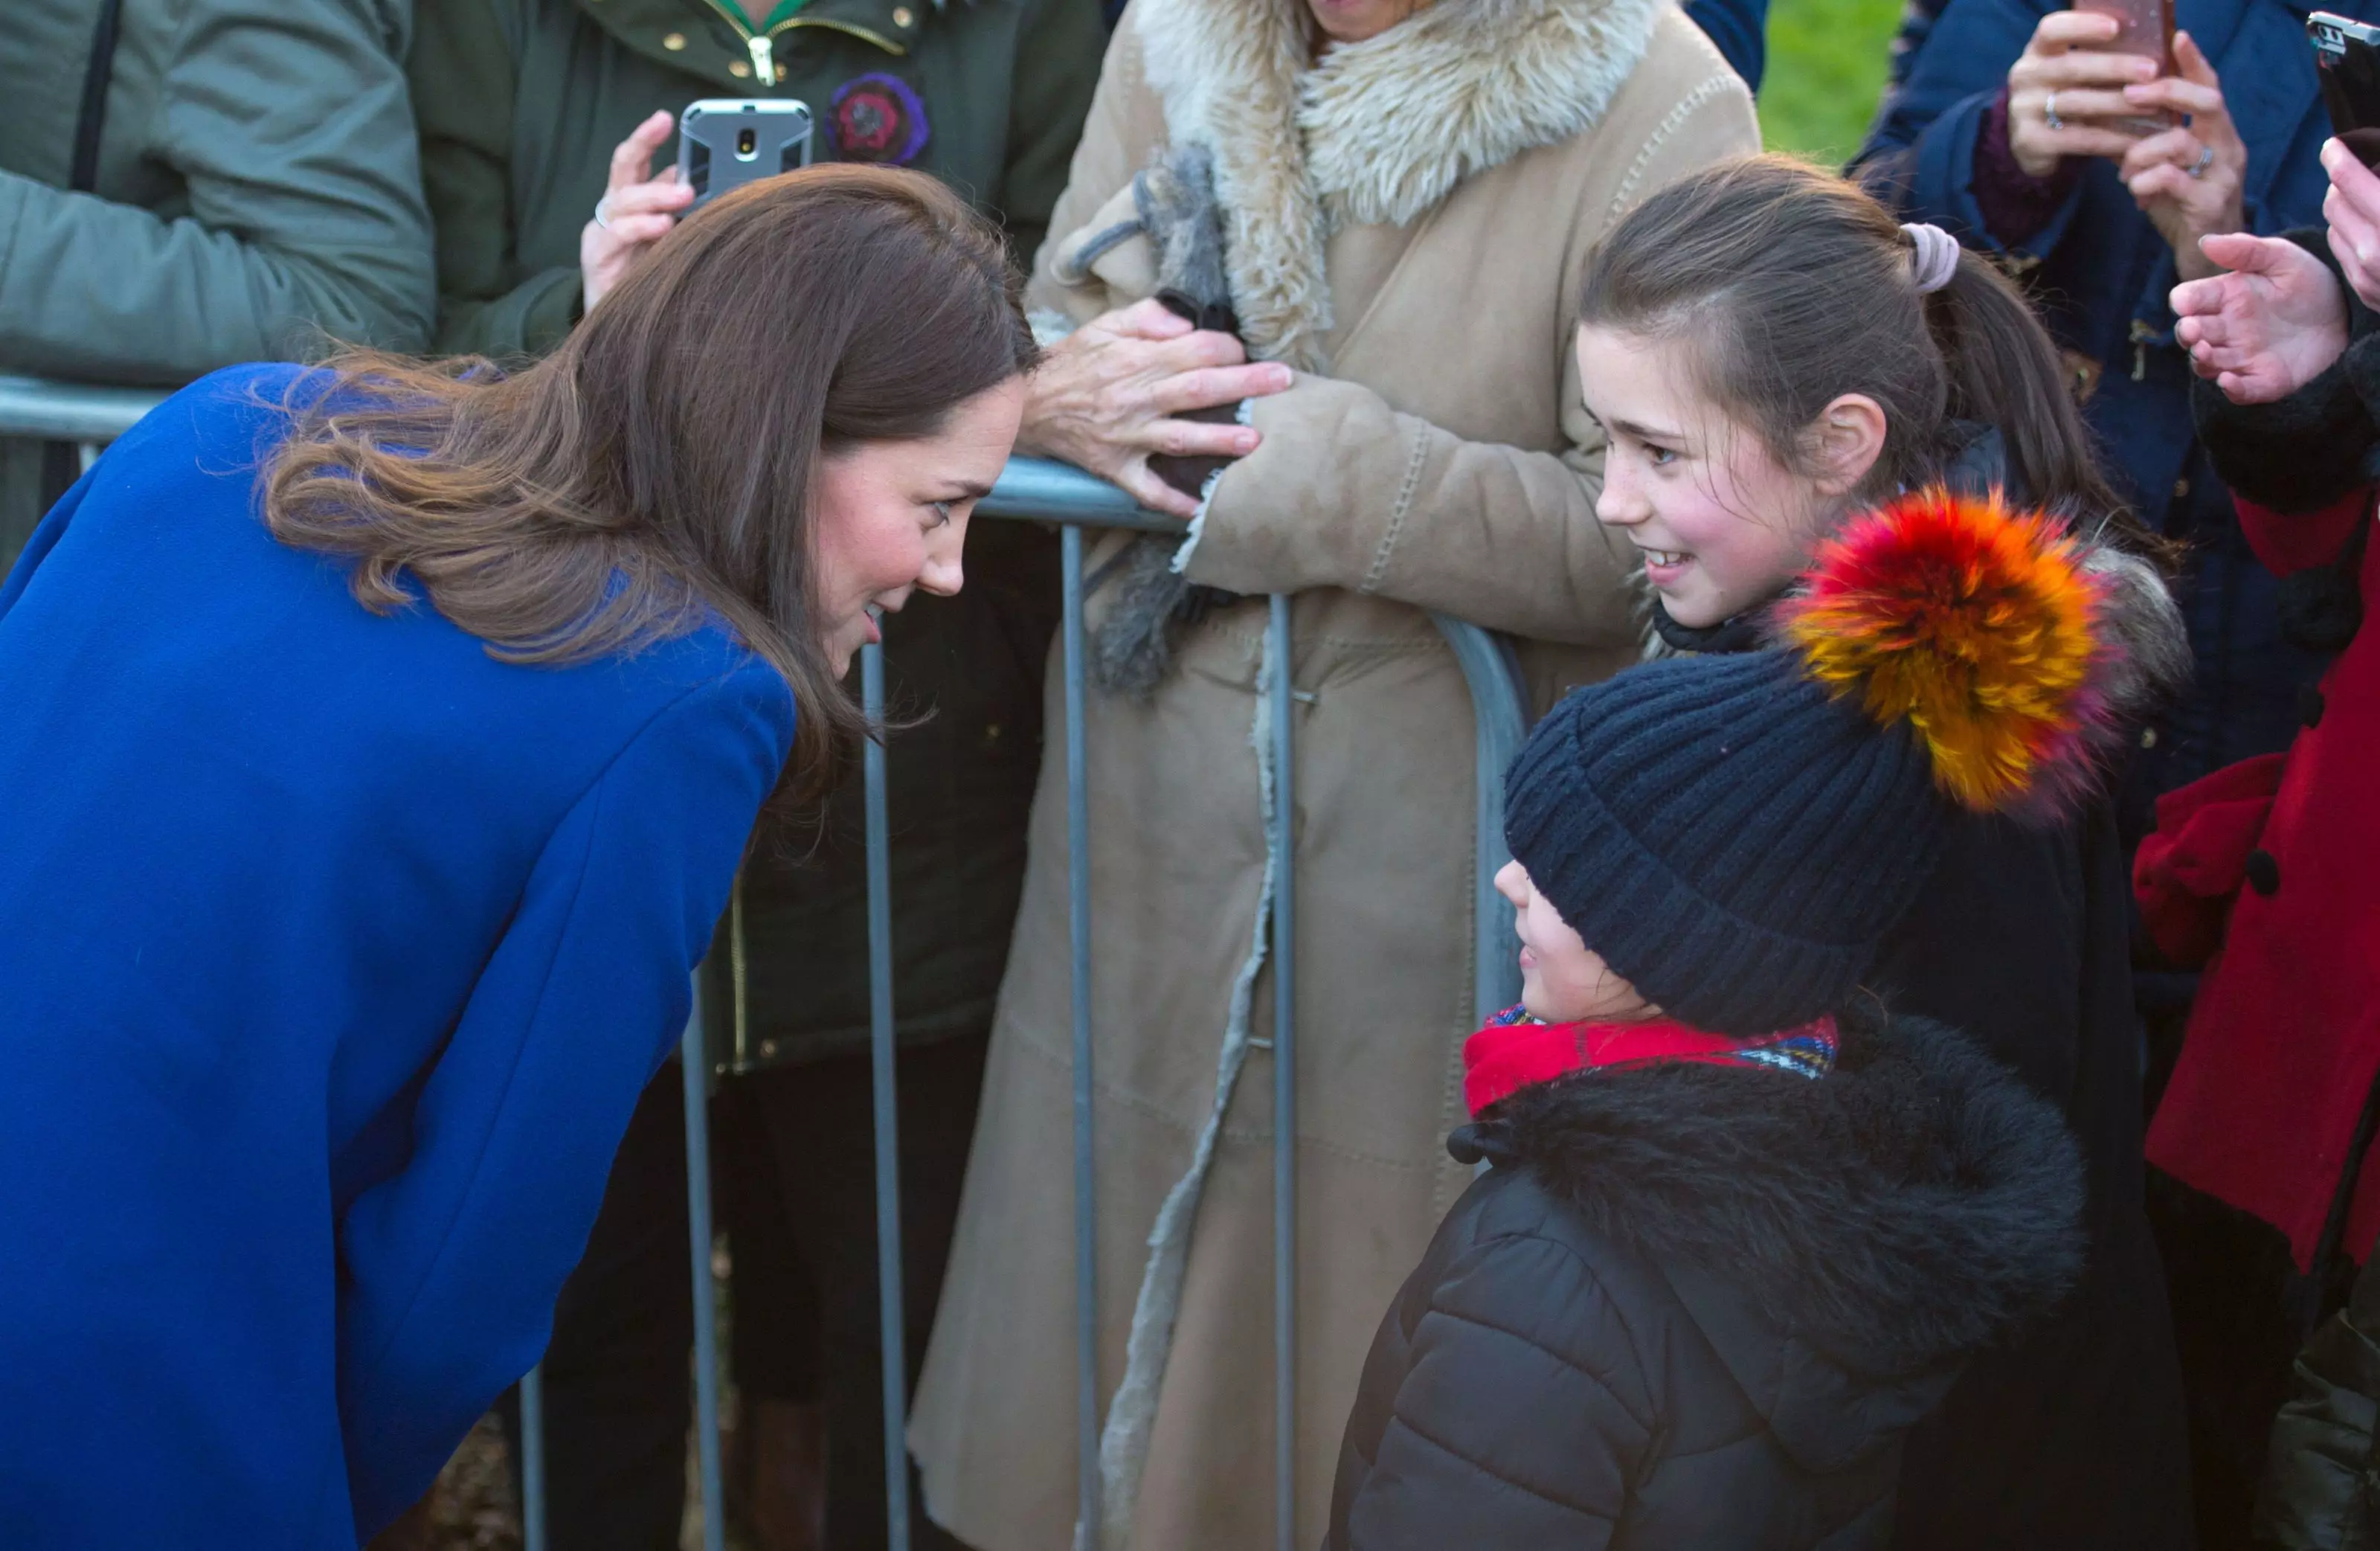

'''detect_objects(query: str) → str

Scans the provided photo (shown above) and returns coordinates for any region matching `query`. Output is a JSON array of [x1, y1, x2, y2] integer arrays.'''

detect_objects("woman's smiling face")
[[1576, 324, 1825, 629], [809, 376, 1024, 673]]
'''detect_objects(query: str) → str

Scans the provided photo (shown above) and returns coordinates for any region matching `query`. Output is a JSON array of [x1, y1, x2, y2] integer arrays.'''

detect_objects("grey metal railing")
[[3, 379, 1528, 1551]]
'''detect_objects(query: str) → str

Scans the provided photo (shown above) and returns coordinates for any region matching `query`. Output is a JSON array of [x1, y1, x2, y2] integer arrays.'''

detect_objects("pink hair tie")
[[1903, 222, 1962, 295]]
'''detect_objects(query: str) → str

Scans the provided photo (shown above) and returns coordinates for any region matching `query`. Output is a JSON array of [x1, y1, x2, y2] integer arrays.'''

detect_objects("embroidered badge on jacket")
[[830, 73, 930, 164]]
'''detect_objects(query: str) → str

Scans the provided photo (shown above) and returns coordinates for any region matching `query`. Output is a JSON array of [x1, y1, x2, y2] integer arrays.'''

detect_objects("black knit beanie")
[[1503, 489, 2156, 1037], [1504, 654, 1944, 1033]]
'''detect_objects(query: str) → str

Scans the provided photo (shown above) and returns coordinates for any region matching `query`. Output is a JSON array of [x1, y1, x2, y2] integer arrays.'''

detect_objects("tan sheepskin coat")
[[910, 1, 1757, 1547]]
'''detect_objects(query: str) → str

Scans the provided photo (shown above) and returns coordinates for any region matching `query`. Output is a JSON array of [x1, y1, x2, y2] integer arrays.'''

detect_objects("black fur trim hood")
[[1450, 1008, 2084, 1469]]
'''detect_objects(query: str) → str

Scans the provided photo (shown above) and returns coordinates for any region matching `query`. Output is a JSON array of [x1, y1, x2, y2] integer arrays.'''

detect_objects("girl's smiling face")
[[1494, 860, 1661, 1024], [1577, 324, 1884, 629]]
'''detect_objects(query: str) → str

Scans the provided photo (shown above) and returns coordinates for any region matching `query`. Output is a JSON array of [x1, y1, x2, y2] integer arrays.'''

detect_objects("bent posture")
[[0, 167, 1029, 1548]]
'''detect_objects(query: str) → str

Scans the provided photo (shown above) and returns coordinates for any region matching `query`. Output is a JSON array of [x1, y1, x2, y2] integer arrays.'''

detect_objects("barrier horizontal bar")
[[0, 376, 170, 444], [980, 457, 1183, 533], [0, 379, 1186, 539]]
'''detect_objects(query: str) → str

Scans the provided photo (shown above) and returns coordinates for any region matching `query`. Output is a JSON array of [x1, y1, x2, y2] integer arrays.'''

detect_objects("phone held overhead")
[[678, 99, 815, 209]]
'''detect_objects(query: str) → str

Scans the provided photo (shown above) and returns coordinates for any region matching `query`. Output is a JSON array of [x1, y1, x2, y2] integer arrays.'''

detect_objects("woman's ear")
[[1806, 393, 1888, 498]]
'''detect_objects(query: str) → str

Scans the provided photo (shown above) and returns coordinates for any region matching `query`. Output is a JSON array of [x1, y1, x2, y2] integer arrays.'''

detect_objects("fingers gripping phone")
[[676, 99, 815, 209], [2072, 0, 2176, 131], [2312, 13, 2380, 167]]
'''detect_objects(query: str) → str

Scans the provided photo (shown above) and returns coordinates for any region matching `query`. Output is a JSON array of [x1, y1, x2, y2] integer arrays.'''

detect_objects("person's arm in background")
[[1683, 0, 1769, 94], [0, 0, 433, 380], [2256, 1255, 2380, 1550], [1852, 0, 2088, 253], [411, 0, 585, 358], [995, 0, 1110, 272]]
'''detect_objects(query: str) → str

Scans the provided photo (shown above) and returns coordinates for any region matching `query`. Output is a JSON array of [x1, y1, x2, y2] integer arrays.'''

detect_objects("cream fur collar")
[[1136, 0, 1665, 370]]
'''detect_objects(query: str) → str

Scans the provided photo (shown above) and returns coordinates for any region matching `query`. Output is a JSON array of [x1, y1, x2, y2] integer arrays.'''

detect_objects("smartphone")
[[676, 99, 815, 209], [2071, 0, 2176, 132], [2312, 12, 2380, 167]]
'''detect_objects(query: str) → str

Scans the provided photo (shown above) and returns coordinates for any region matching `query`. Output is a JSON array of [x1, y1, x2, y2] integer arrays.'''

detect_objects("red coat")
[[2142, 487, 2380, 1269]]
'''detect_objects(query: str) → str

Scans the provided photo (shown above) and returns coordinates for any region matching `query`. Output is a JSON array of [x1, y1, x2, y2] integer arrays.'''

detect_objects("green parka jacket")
[[2259, 1257, 2380, 1550], [408, 0, 1102, 1064], [0, 0, 436, 571]]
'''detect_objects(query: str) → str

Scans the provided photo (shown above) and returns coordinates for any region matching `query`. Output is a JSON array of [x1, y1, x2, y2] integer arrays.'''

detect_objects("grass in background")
[[1757, 0, 1910, 164]]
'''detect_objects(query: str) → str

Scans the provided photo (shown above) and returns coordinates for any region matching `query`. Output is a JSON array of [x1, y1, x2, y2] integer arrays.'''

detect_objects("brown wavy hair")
[[262, 164, 1038, 798]]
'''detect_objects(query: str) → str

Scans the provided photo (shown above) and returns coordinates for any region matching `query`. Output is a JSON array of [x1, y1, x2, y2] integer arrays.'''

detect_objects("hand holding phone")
[[2003, 10, 2167, 179], [2114, 31, 2250, 282], [2072, 0, 2176, 130], [583, 109, 695, 315], [2312, 13, 2380, 167]]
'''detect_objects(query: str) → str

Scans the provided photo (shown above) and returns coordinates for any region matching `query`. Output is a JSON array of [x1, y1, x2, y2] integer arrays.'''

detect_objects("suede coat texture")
[[1326, 1009, 2086, 1550], [906, 1, 1758, 1547]]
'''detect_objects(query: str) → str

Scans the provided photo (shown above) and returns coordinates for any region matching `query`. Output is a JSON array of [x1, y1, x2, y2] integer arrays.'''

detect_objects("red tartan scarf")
[[1462, 1004, 1840, 1118]]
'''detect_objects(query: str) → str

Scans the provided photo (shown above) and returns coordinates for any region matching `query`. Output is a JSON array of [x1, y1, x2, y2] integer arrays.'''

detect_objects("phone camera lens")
[[735, 126, 759, 159]]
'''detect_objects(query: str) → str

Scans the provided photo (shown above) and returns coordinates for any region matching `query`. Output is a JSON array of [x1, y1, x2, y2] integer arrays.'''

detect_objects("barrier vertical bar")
[[683, 985, 726, 1551], [519, 1366, 548, 1551], [1064, 523, 1101, 1549], [1427, 617, 1531, 1021], [1267, 594, 1297, 1551], [862, 633, 914, 1551]]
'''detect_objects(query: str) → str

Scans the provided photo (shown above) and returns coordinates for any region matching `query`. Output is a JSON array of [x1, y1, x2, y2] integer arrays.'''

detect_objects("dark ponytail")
[[1579, 155, 2169, 562], [1925, 251, 2164, 547]]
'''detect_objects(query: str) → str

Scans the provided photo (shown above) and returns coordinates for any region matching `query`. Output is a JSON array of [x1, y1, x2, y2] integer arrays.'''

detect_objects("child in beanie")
[[1324, 492, 2112, 1551], [1563, 155, 2194, 1551]]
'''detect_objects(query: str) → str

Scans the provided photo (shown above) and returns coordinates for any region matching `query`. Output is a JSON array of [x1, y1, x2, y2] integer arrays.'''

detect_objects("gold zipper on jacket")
[[695, 0, 905, 85]]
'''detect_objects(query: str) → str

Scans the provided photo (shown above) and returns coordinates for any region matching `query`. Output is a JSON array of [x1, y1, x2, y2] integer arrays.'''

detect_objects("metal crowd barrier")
[[1, 376, 1531, 1551]]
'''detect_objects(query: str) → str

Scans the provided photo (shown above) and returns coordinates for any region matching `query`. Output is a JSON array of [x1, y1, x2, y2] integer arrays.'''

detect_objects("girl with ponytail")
[[1567, 155, 2195, 1550]]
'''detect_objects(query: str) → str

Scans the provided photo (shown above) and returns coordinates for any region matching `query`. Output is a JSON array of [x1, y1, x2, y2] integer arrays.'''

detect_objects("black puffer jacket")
[[1325, 1009, 2084, 1550]]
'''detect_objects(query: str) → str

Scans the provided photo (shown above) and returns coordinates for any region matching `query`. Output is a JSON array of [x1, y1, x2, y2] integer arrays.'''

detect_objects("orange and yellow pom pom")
[[1774, 489, 2114, 815]]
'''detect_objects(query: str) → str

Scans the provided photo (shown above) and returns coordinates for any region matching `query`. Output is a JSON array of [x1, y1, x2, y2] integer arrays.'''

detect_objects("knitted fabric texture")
[[1507, 489, 2125, 1035], [1505, 653, 1943, 1034]]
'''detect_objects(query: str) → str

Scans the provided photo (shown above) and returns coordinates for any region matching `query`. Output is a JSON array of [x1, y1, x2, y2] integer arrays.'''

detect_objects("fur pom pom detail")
[[1774, 489, 2122, 815]]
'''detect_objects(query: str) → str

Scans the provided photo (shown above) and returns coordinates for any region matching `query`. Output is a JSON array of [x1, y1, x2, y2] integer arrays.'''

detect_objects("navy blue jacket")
[[1685, 0, 1769, 91], [1856, 0, 2352, 844], [0, 366, 793, 1545]]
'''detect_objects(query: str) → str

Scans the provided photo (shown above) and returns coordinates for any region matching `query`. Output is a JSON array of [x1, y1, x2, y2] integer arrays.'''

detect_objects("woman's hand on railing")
[[1020, 299, 1292, 518], [582, 112, 695, 316]]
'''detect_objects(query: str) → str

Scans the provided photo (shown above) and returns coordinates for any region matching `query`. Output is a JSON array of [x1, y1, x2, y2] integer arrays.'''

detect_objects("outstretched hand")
[[2171, 232, 2348, 403]]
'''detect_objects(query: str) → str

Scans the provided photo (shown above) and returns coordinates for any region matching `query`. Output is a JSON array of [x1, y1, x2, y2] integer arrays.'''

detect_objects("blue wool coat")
[[1855, 0, 2361, 847], [0, 365, 794, 1546]]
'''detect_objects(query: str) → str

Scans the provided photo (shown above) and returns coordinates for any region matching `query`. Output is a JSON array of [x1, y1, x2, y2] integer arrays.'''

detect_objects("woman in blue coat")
[[0, 164, 1031, 1548]]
